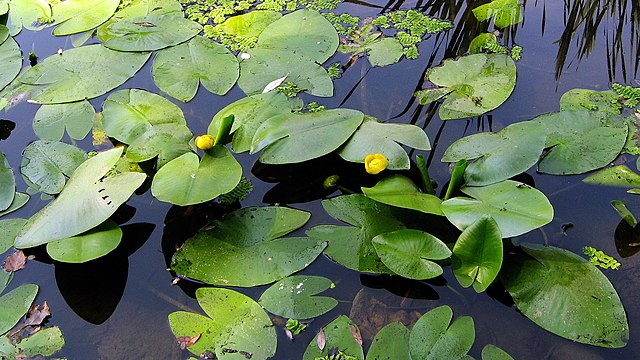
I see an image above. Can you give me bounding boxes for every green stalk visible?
[444,159,467,200]
[416,154,435,195]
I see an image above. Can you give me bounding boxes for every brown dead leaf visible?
[3,250,27,272]
[350,324,363,345]
[176,333,201,350]
[24,301,51,327]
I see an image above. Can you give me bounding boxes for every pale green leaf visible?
[0,284,38,335]
[472,0,522,28]
[0,152,14,211]
[6,0,50,35]
[33,100,95,141]
[0,35,21,92]
[51,0,119,36]
[20,140,87,195]
[0,218,26,253]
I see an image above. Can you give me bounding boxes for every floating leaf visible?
[0,283,38,335]
[50,0,119,36]
[452,216,503,293]
[583,165,640,187]
[559,88,621,114]
[208,91,302,153]
[99,11,202,51]
[339,118,430,170]
[361,175,442,215]
[168,287,276,359]
[251,108,364,164]
[32,100,95,141]
[441,121,546,186]
[366,322,410,360]
[6,0,50,35]
[534,110,627,175]
[0,33,21,92]
[238,9,338,97]
[502,243,628,348]
[0,218,26,253]
[18,44,151,104]
[366,37,404,67]
[441,180,553,238]
[152,36,239,102]
[14,147,146,248]
[0,152,14,211]
[171,206,325,286]
[472,0,522,28]
[2,249,26,272]
[20,140,87,195]
[0,193,29,218]
[409,305,475,360]
[151,147,242,206]
[258,275,337,319]
[303,316,365,360]
[415,53,516,120]
[1,326,65,357]
[481,344,514,360]
[372,229,451,280]
[46,220,122,263]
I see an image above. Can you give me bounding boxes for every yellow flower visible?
[194,134,215,150]
[364,154,388,174]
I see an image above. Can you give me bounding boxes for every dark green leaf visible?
[362,175,442,215]
[258,275,337,319]
[409,305,475,360]
[303,315,364,360]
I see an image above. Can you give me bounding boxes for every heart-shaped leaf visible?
[366,322,410,360]
[0,283,38,335]
[46,220,122,263]
[452,215,503,292]
[50,0,119,36]
[409,305,475,360]
[303,315,365,360]
[361,175,442,215]
[258,275,337,319]
[33,100,95,141]
[20,140,87,195]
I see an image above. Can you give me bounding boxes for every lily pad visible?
[366,322,411,360]
[151,147,242,206]
[6,0,50,35]
[251,108,364,164]
[583,165,640,187]
[168,287,276,359]
[339,118,431,170]
[0,152,14,211]
[441,121,546,186]
[452,216,503,293]
[472,0,522,28]
[481,344,514,360]
[46,220,122,263]
[441,180,553,238]
[361,175,442,215]
[0,218,26,254]
[171,206,325,286]
[258,275,337,319]
[303,315,365,360]
[20,140,87,195]
[98,11,202,51]
[0,326,65,357]
[534,110,628,175]
[409,305,475,360]
[216,10,282,41]
[415,53,516,120]
[18,44,151,104]
[32,100,95,141]
[559,88,621,114]
[0,192,29,217]
[372,229,451,280]
[238,9,338,97]
[501,243,628,348]
[0,283,38,335]
[50,0,119,36]
[0,34,21,92]
[152,36,239,102]
[14,147,147,248]
[208,91,303,153]
[366,37,405,67]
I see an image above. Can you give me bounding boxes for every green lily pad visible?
[101,89,192,165]
[171,206,325,286]
[169,287,276,359]
[441,180,553,238]
[152,36,239,102]
[0,283,38,335]
[20,140,87,195]
[472,0,522,28]
[258,275,337,319]
[151,147,242,206]
[339,118,431,170]
[481,344,514,360]
[372,229,451,280]
[0,192,29,217]
[0,1,7,16]
[99,11,202,51]
[452,216,502,293]
[0,34,21,92]
[559,89,622,114]
[46,220,122,263]
[14,147,147,248]
[366,322,410,360]
[534,110,628,175]
[238,9,338,97]
[409,305,475,360]
[0,326,65,357]
[216,10,282,41]
[366,37,404,67]
[32,100,95,141]
[51,0,119,36]
[18,44,151,104]
[303,315,365,360]
[441,121,546,186]
[208,91,302,153]
[583,165,640,187]
[501,243,628,348]
[361,175,442,215]
[415,53,516,120]
[251,108,364,164]
[0,152,14,211]
[6,0,50,35]
[0,218,26,254]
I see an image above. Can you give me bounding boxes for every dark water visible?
[3,0,640,359]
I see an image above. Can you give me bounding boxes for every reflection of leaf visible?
[502,244,628,348]
[33,100,95,141]
[258,275,337,319]
[472,0,522,28]
[303,315,364,360]
[20,140,87,195]
[409,305,475,360]
[168,287,276,358]
[50,0,119,36]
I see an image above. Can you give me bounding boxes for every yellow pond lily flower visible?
[364,154,388,174]
[195,134,215,150]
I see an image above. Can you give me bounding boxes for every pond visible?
[1,0,640,359]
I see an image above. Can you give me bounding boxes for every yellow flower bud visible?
[195,134,215,150]
[364,154,388,174]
